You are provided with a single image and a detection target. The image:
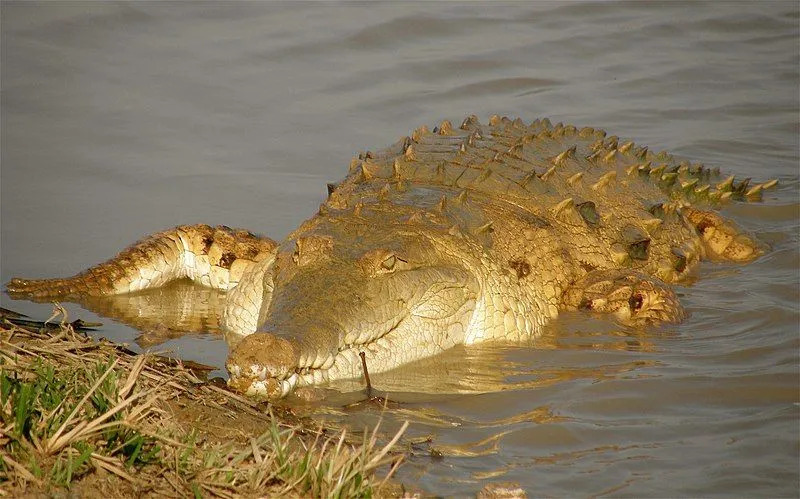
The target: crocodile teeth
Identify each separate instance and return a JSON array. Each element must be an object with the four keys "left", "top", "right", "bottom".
[{"left": 279, "top": 374, "right": 299, "bottom": 397}]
